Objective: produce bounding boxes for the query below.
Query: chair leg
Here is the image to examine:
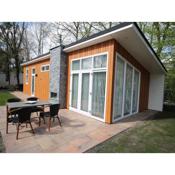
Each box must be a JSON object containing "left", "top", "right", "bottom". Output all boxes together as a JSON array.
[
  {"left": 43, "top": 117, "right": 46, "bottom": 124},
  {"left": 57, "top": 115, "right": 62, "bottom": 127},
  {"left": 48, "top": 117, "right": 51, "bottom": 132},
  {"left": 6, "top": 119, "right": 8, "bottom": 134},
  {"left": 16, "top": 123, "right": 20, "bottom": 140},
  {"left": 29, "top": 122, "right": 35, "bottom": 134},
  {"left": 39, "top": 116, "right": 41, "bottom": 126},
  {"left": 26, "top": 123, "right": 28, "bottom": 128}
]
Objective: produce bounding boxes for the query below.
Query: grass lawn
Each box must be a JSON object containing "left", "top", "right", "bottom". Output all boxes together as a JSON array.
[
  {"left": 0, "top": 91, "right": 16, "bottom": 106},
  {"left": 87, "top": 112, "right": 175, "bottom": 153}
]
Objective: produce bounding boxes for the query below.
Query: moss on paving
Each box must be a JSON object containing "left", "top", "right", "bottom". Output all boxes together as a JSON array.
[
  {"left": 86, "top": 112, "right": 175, "bottom": 153},
  {"left": 0, "top": 91, "right": 16, "bottom": 106}
]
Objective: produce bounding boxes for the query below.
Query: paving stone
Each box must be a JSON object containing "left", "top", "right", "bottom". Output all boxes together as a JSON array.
[{"left": 0, "top": 93, "right": 157, "bottom": 153}]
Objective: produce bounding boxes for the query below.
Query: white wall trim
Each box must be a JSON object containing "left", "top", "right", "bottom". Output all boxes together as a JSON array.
[{"left": 148, "top": 74, "right": 165, "bottom": 111}]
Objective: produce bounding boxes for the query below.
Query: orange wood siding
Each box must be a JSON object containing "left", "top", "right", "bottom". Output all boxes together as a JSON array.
[
  {"left": 23, "top": 58, "right": 50, "bottom": 100},
  {"left": 66, "top": 39, "right": 116, "bottom": 124},
  {"left": 116, "top": 42, "right": 150, "bottom": 112}
]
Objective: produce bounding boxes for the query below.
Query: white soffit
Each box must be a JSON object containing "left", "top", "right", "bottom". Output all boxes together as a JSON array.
[
  {"left": 21, "top": 54, "right": 50, "bottom": 66},
  {"left": 64, "top": 24, "right": 166, "bottom": 74},
  {"left": 114, "top": 26, "right": 165, "bottom": 74}
]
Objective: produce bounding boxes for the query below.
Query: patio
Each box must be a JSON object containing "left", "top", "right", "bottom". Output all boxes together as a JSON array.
[{"left": 0, "top": 103, "right": 157, "bottom": 153}]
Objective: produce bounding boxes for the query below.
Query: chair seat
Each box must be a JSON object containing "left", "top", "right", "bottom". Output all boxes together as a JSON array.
[
  {"left": 30, "top": 106, "right": 43, "bottom": 113},
  {"left": 40, "top": 111, "right": 51, "bottom": 118},
  {"left": 7, "top": 116, "right": 19, "bottom": 123}
]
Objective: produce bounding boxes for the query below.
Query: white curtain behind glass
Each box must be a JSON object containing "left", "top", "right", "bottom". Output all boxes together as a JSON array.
[
  {"left": 92, "top": 72, "right": 106, "bottom": 119},
  {"left": 124, "top": 64, "right": 133, "bottom": 115},
  {"left": 81, "top": 73, "right": 90, "bottom": 112},
  {"left": 132, "top": 70, "right": 139, "bottom": 113},
  {"left": 113, "top": 57, "right": 125, "bottom": 119},
  {"left": 71, "top": 74, "right": 79, "bottom": 108}
]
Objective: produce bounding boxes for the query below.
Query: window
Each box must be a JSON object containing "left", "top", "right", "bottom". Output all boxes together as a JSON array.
[
  {"left": 41, "top": 64, "right": 50, "bottom": 72},
  {"left": 113, "top": 54, "right": 140, "bottom": 121},
  {"left": 26, "top": 68, "right": 29, "bottom": 84},
  {"left": 81, "top": 57, "right": 92, "bottom": 69},
  {"left": 72, "top": 60, "right": 80, "bottom": 70},
  {"left": 70, "top": 53, "right": 108, "bottom": 121},
  {"left": 94, "top": 54, "right": 107, "bottom": 68}
]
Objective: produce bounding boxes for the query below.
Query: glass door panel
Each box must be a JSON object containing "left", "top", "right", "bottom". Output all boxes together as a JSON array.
[
  {"left": 132, "top": 70, "right": 140, "bottom": 113},
  {"left": 31, "top": 68, "right": 35, "bottom": 96},
  {"left": 113, "top": 56, "right": 125, "bottom": 120},
  {"left": 91, "top": 72, "right": 106, "bottom": 119},
  {"left": 124, "top": 64, "right": 133, "bottom": 116},
  {"left": 71, "top": 74, "right": 79, "bottom": 108},
  {"left": 81, "top": 73, "right": 90, "bottom": 112}
]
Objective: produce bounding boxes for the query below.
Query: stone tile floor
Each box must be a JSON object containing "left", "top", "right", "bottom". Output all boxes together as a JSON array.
[
  {"left": 0, "top": 91, "right": 158, "bottom": 153},
  {"left": 0, "top": 106, "right": 157, "bottom": 153}
]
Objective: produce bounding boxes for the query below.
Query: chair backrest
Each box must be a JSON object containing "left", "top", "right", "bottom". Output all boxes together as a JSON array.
[
  {"left": 17, "top": 108, "right": 32, "bottom": 123},
  {"left": 50, "top": 104, "right": 60, "bottom": 117},
  {"left": 27, "top": 97, "right": 38, "bottom": 101},
  {"left": 7, "top": 98, "right": 21, "bottom": 103}
]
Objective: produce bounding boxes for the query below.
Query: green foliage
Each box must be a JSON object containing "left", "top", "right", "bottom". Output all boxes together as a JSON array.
[{"left": 138, "top": 22, "right": 175, "bottom": 103}]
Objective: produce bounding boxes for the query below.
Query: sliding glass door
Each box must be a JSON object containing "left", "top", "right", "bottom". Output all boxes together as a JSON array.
[
  {"left": 81, "top": 73, "right": 90, "bottom": 112},
  {"left": 132, "top": 70, "right": 140, "bottom": 113},
  {"left": 113, "top": 57, "right": 125, "bottom": 120},
  {"left": 70, "top": 54, "right": 107, "bottom": 121},
  {"left": 124, "top": 64, "right": 133, "bottom": 115},
  {"left": 113, "top": 54, "right": 140, "bottom": 121},
  {"left": 91, "top": 72, "right": 106, "bottom": 119},
  {"left": 71, "top": 74, "right": 79, "bottom": 108}
]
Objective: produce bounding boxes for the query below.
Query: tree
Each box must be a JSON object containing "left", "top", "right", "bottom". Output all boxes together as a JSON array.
[
  {"left": 0, "top": 22, "right": 26, "bottom": 87},
  {"left": 139, "top": 22, "right": 175, "bottom": 103},
  {"left": 138, "top": 22, "right": 175, "bottom": 59},
  {"left": 33, "top": 23, "right": 51, "bottom": 55}
]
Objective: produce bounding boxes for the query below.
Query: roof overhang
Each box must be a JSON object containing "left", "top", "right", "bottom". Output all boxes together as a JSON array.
[
  {"left": 64, "top": 23, "right": 166, "bottom": 74},
  {"left": 21, "top": 54, "right": 50, "bottom": 66}
]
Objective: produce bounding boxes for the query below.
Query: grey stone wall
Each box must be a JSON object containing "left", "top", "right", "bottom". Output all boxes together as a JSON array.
[{"left": 50, "top": 46, "right": 67, "bottom": 108}]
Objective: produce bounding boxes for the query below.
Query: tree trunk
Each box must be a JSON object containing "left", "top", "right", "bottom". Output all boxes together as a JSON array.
[
  {"left": 7, "top": 63, "right": 10, "bottom": 85},
  {"left": 14, "top": 55, "right": 20, "bottom": 88}
]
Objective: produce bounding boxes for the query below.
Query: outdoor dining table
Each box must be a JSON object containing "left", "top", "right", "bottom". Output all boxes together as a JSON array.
[{"left": 6, "top": 99, "right": 58, "bottom": 134}]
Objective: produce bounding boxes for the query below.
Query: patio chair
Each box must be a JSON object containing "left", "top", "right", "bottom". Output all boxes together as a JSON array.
[
  {"left": 12, "top": 108, "right": 35, "bottom": 140},
  {"left": 6, "top": 98, "right": 22, "bottom": 134},
  {"left": 7, "top": 98, "right": 21, "bottom": 103},
  {"left": 39, "top": 104, "right": 61, "bottom": 131},
  {"left": 26, "top": 97, "right": 44, "bottom": 117}
]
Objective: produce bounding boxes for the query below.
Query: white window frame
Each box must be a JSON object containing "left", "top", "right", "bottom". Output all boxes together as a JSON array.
[
  {"left": 113, "top": 53, "right": 141, "bottom": 122},
  {"left": 41, "top": 64, "right": 50, "bottom": 72},
  {"left": 69, "top": 52, "right": 109, "bottom": 122},
  {"left": 25, "top": 68, "right": 29, "bottom": 84}
]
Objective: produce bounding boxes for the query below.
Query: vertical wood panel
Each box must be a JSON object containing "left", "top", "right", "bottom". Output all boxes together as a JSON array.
[
  {"left": 66, "top": 39, "right": 116, "bottom": 123},
  {"left": 23, "top": 58, "right": 50, "bottom": 100}
]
